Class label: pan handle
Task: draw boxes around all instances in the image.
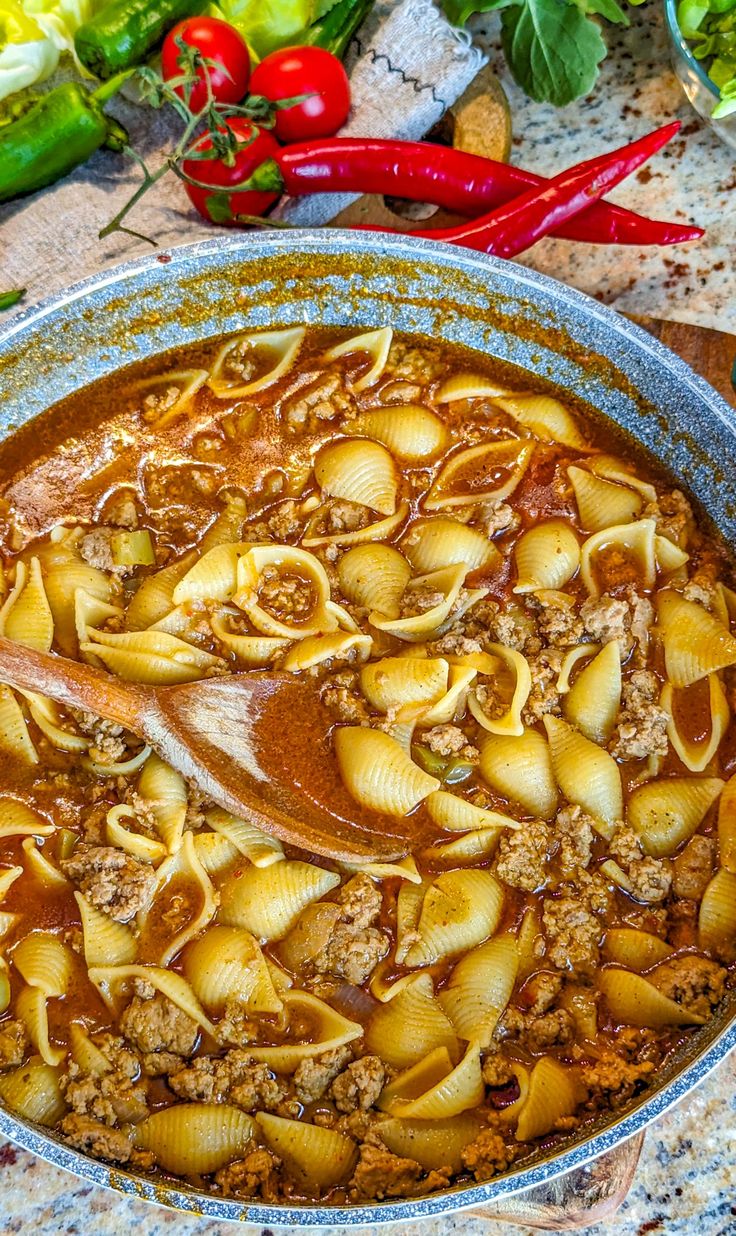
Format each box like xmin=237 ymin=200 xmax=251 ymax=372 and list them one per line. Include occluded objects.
xmin=467 ymin=1131 xmax=644 ymax=1230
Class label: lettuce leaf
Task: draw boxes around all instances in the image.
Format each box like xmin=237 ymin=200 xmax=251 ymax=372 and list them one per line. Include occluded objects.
xmin=214 ymin=0 xmax=340 ymax=58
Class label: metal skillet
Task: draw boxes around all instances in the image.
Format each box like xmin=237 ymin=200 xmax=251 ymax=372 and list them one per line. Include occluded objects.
xmin=0 ymin=232 xmax=735 ymax=1227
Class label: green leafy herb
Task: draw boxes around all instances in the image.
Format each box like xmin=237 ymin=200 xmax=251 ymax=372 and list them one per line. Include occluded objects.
xmin=0 ymin=287 xmax=25 ymax=310
xmin=501 ymin=0 xmax=608 ymax=106
xmin=442 ymin=0 xmax=516 ymax=30
xmin=678 ymin=0 xmax=736 ymax=119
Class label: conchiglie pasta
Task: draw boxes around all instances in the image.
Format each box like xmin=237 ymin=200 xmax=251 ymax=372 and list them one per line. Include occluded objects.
xmin=315 ymin=439 xmax=397 ymax=516
xmin=378 ymin=1113 xmax=484 ymax=1173
xmin=302 ymin=501 xmax=410 ymax=549
xmin=401 ymin=517 xmax=500 ymax=574
xmin=350 ymin=404 xmax=449 ymax=462
xmin=210 ymin=611 xmax=291 ymax=667
xmin=75 ymin=892 xmax=137 ymax=967
xmin=133 ymin=368 xmax=208 ymax=426
xmin=0 ymin=799 xmax=54 ymax=840
xmin=658 ymin=590 xmax=736 ymax=687
xmin=660 ymin=675 xmax=730 ymax=773
xmin=425 ymin=791 xmax=521 ymax=834
xmin=360 ymin=657 xmax=449 ymax=715
xmin=0 ymin=558 xmax=54 ymax=652
xmin=563 ymin=640 xmax=621 ymax=744
xmin=365 ymin=972 xmax=459 ymax=1070
xmin=337 ymin=544 xmax=412 ymax=618
xmin=15 ymin=985 xmax=65 ymax=1065
xmin=602 ymin=927 xmax=672 ymax=971
xmin=88 ymin=965 xmax=214 ymax=1033
xmin=137 ymin=755 xmax=188 ymax=853
xmin=208 ymin=327 xmax=305 ymax=397
xmin=425 ymin=440 xmax=534 ymax=510
xmin=439 ymin=935 xmax=519 ymax=1047
xmin=218 ymin=861 xmax=340 ymax=940
xmin=567 ymin=465 xmax=642 ymax=532
xmin=468 ymin=645 xmax=531 ymax=737
xmin=205 ymin=807 xmax=284 ymax=867
xmin=105 ymin=804 xmax=167 ymax=865
xmin=580 ymin=519 xmax=657 ymax=597
xmin=12 ymin=932 xmax=75 ymax=997
xmin=544 ymin=715 xmax=622 ymax=833
xmin=0 ymin=686 xmax=37 ymax=765
xmin=370 ymin=563 xmax=476 ymax=642
xmin=390 ymin=1041 xmax=484 ymax=1120
xmin=21 ymin=837 xmax=68 ymax=887
xmin=80 ymin=628 xmax=225 ymax=684
xmin=335 ymin=727 xmax=440 ymax=815
xmin=513 ymin=520 xmax=580 ymax=594
xmin=184 ymin=925 xmax=283 ymax=1014
xmin=20 ymin=692 xmax=88 ymax=755
xmin=600 ymin=967 xmax=707 ymax=1026
xmin=435 ymin=373 xmax=512 ymax=403
xmin=234 ymin=544 xmax=337 ymax=639
xmin=627 ymin=776 xmax=724 ymax=857
xmin=0 ymin=1056 xmax=66 ymax=1126
xmin=698 ymin=868 xmax=736 ymax=957
xmin=718 ymin=773 xmax=736 ymax=874
xmin=125 ymin=551 xmax=197 ymax=630
xmin=589 ymin=454 xmax=657 ymax=502
xmin=69 ymin=1022 xmax=112 ymax=1077
xmin=420 ymin=665 xmax=478 ymax=727
xmin=377 ymin=1046 xmax=455 ymax=1113
xmin=322 ymin=326 xmax=393 ymax=391
xmin=0 ymin=866 xmax=23 ymax=901
xmin=479 ymin=728 xmax=558 ymax=819
xmin=246 ymin=990 xmax=362 ymax=1071
xmin=493 ymin=394 xmax=587 ymax=449
xmin=139 ymin=832 xmax=216 ymax=965
xmin=256 ymin=1112 xmax=358 ymax=1192
xmin=36 ymin=535 xmax=111 ymax=656
xmin=134 ymin=1104 xmax=256 ymax=1174
xmin=427 ymin=828 xmax=502 ymax=865
xmin=193 ymin=831 xmax=240 ymax=876
xmin=514 ymin=1057 xmax=581 ymax=1142
xmin=404 ymin=869 xmax=504 ymax=967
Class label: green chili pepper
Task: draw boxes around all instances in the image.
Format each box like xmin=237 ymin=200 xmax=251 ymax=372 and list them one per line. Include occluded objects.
xmin=0 ymin=78 xmax=128 ymax=204
xmin=74 ymin=0 xmax=202 ymax=79
xmin=0 ymin=288 xmax=25 ymax=310
xmin=305 ymin=0 xmax=376 ymax=58
xmin=412 ymin=744 xmax=475 ymax=785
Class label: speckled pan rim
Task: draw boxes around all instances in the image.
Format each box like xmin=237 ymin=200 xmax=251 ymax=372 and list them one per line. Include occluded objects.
xmin=1 ymin=229 xmax=735 ymax=1225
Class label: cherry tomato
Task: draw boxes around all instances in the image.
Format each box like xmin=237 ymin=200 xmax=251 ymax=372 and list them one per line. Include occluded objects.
xmin=250 ymin=46 xmax=351 ymax=143
xmin=182 ymin=119 xmax=280 ymax=226
xmin=162 ymin=16 xmax=251 ymax=114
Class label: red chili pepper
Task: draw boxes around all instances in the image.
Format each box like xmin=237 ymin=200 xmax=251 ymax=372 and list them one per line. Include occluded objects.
xmin=244 ymin=136 xmax=702 ymax=248
xmin=405 ymin=122 xmax=684 ymax=258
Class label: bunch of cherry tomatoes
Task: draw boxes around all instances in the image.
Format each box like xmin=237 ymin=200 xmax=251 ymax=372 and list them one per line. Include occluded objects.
xmin=161 ymin=17 xmax=351 ymax=224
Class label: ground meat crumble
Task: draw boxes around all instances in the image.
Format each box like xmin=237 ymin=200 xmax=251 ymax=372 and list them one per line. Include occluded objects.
xmin=60 ymin=845 xmax=156 ymax=922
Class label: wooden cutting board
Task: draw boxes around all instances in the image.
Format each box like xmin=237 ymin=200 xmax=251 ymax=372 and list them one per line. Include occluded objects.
xmin=636 ymin=317 xmax=736 ymax=409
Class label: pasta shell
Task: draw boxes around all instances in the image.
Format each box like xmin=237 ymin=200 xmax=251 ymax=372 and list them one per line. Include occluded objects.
xmin=322 ymin=326 xmax=392 ymax=391
xmin=81 ymin=744 xmax=151 ymax=779
xmin=0 ymin=911 xmax=19 ymax=940
xmin=209 ymin=327 xmax=305 ymax=398
xmin=370 ymin=563 xmax=472 ymax=642
xmin=378 ymin=1113 xmax=484 ymax=1174
xmin=16 ymin=985 xmax=65 ymax=1065
xmin=395 ymin=877 xmax=430 ymax=964
xmin=589 ymin=455 xmax=657 ymax=502
xmin=133 ymin=368 xmax=209 ymax=426
xmin=281 ymin=630 xmax=372 ymax=672
xmin=391 ymin=1041 xmax=485 ymax=1119
xmin=580 ymin=519 xmax=657 ymax=598
xmin=493 ymin=394 xmax=587 ymax=449
xmin=210 ymin=611 xmax=291 ymax=667
xmin=125 ymin=551 xmax=197 ymax=630
xmin=698 ymin=868 xmax=736 ymax=956
xmin=655 ymin=536 xmax=689 ymax=574
xmin=184 ymin=925 xmax=283 ymax=1014
xmin=38 ymin=538 xmax=111 ymax=656
xmin=513 ymin=520 xmax=580 ymax=594
xmin=302 ymin=500 xmax=410 ymax=549
xmin=0 ymin=867 xmax=23 ymax=901
xmin=0 ymin=1056 xmax=66 ymax=1126
xmin=139 ymin=832 xmax=216 ymax=966
xmin=365 ymin=973 xmax=459 ymax=1070
xmin=516 ymin=905 xmax=544 ymax=981
xmin=134 ymin=1104 xmax=256 ymax=1174
xmin=439 ymin=935 xmax=519 ymax=1047
xmin=401 ymin=517 xmax=499 ymax=574
xmin=21 ymin=837 xmax=68 ymax=887
xmin=563 ymin=640 xmax=621 ymax=744
xmin=425 ymin=439 xmax=535 ymax=512
xmin=351 ymin=404 xmax=449 ymax=462
xmin=600 ymin=967 xmax=707 ymax=1026
xmin=661 ymin=674 xmax=729 ymax=774
xmin=246 ymin=990 xmax=362 ymax=1071
xmin=360 ymin=657 xmax=449 ymax=715
xmin=12 ymin=932 xmax=75 ymax=997
xmin=602 ymin=927 xmax=672 ymax=971
xmin=479 ymin=728 xmax=558 ymax=819
xmin=556 ymin=643 xmax=600 ymax=693
xmin=427 ymin=829 xmax=503 ymax=865
xmin=0 ymin=686 xmax=37 ymax=765
xmin=80 ymin=628 xmax=225 ymax=685
xmin=205 ymin=807 xmax=284 ymax=868
xmin=88 ymin=965 xmax=215 ymax=1033
xmin=426 ymin=791 xmax=521 ymax=833
xmin=219 ymin=861 xmax=340 ymax=940
xmin=0 ymin=558 xmax=53 ymax=652
xmin=256 ymin=1112 xmax=357 ymax=1192
xmin=74 ymin=590 xmax=124 ymax=665
xmin=173 ymin=542 xmax=255 ymax=606
xmin=69 ymin=1023 xmax=112 ymax=1077
xmin=342 ymin=855 xmax=422 ymax=884
xmin=335 ymin=727 xmax=440 ymax=815
xmin=315 ymin=439 xmax=397 ymax=516
xmin=138 ymin=755 xmax=188 ymax=853
xmin=19 ymin=692 xmax=88 ymax=754
xmin=658 ymin=590 xmax=736 ymax=687
xmin=514 ymin=1057 xmax=581 ymax=1141
xmin=193 ymin=831 xmax=240 ymax=876
xmin=567 ymin=466 xmax=642 ymax=532
xmin=628 ymin=776 xmax=724 ymax=857
xmin=420 ymin=665 xmax=478 ymax=727
xmin=544 ymin=715 xmax=622 ymax=833
xmin=75 ymin=892 xmax=137 ymax=967
xmin=0 ymin=799 xmax=54 ymax=840
xmin=435 ymin=373 xmax=513 ymax=403
xmin=718 ymin=773 xmax=736 ymax=875
xmin=377 ymin=1045 xmax=455 ymax=1113
xmin=105 ymin=805 xmax=168 ymax=865
xmin=404 ymin=870 xmax=504 ymax=967
xmin=337 ymin=544 xmax=412 ymax=619
xmin=234 ymin=544 xmax=337 ymax=639
xmin=468 ymin=644 xmax=531 ymax=737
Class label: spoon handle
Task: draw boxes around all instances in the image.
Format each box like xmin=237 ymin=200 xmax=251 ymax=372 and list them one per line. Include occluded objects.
xmin=0 ymin=635 xmax=149 ymax=731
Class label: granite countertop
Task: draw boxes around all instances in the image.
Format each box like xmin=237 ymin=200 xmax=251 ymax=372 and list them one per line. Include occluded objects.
xmin=1 ymin=6 xmax=735 ymax=1235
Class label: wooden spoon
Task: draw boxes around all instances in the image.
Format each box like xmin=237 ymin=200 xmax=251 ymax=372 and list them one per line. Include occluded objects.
xmin=0 ymin=635 xmax=437 ymax=863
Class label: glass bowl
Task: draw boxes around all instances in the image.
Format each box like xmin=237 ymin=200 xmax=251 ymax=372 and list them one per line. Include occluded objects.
xmin=664 ymin=0 xmax=736 ymax=150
